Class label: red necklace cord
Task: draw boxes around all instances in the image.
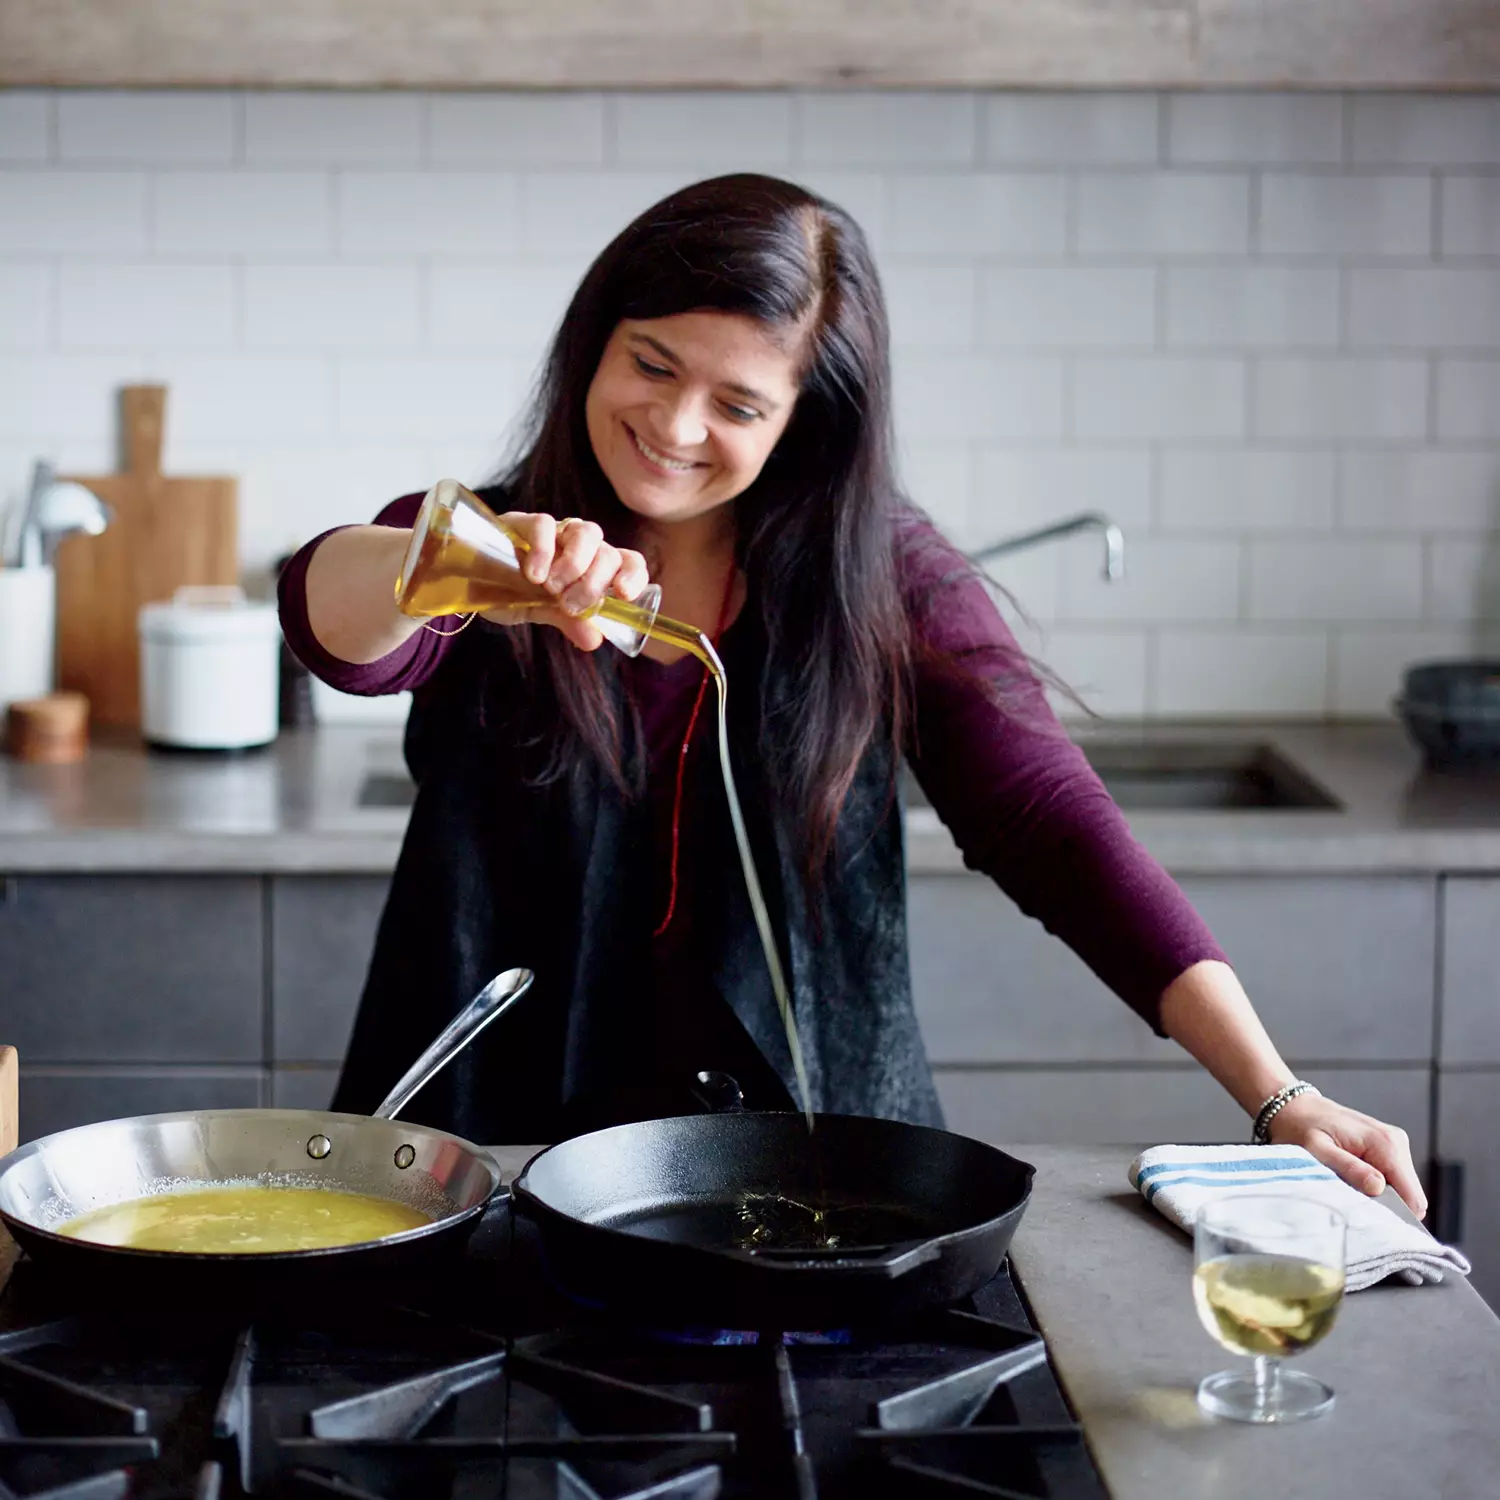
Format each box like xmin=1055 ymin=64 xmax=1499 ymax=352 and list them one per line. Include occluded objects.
xmin=652 ymin=566 xmax=738 ymax=939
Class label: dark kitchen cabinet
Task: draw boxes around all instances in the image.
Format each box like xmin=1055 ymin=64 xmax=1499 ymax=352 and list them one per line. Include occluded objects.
xmin=1436 ymin=1069 xmax=1500 ymax=1312
xmin=1438 ymin=877 xmax=1500 ymax=1065
xmin=269 ymin=876 xmax=387 ymax=1064
xmin=910 ymin=874 xmax=1436 ymax=1064
xmin=0 ymin=875 xmax=263 ymax=1064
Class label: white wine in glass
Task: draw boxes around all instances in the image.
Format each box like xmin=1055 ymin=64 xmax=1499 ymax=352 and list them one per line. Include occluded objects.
xmin=1193 ymin=1196 xmax=1347 ymax=1423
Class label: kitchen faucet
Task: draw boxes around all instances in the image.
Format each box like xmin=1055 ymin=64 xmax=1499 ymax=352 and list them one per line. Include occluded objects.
xmin=966 ymin=511 xmax=1125 ymax=582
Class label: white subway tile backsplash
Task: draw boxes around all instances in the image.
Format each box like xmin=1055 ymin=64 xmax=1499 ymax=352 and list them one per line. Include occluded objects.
xmin=888 ymin=174 xmax=1067 ymax=255
xmin=0 ymin=93 xmax=49 ymax=161
xmin=58 ymin=92 xmax=233 ymax=163
xmin=1073 ymin=358 xmax=1246 ymax=440
xmin=0 ymin=84 xmax=1493 ymax=713
xmin=1259 ymin=174 xmax=1432 ymax=257
xmin=58 ymin=263 xmax=234 ymax=349
xmin=792 ymin=171 xmax=888 ymax=249
xmin=883 ymin=264 xmax=979 ymax=349
xmin=244 ymin=92 xmax=422 ymax=164
xmin=893 ymin=354 xmax=1064 ymax=442
xmin=429 ymin=262 xmax=583 ymax=352
xmin=1059 ymin=535 xmax=1241 ymax=622
xmin=520 ymin=170 xmax=683 ymax=252
xmin=1076 ymin=173 xmax=1250 ymax=256
xmin=1436 ymin=360 xmax=1500 ymax=441
xmin=1333 ymin=626 xmax=1479 ymax=716
xmin=0 ymin=170 xmax=147 ymax=252
xmin=430 ymin=95 xmax=605 ymax=165
xmin=983 ymin=550 xmax=1062 ymax=628
xmin=980 ymin=93 xmax=1158 ymax=165
xmin=799 ymin=93 xmax=975 ymax=167
xmin=1159 ymin=450 xmax=1336 ymax=532
xmin=1255 ymin=359 xmax=1428 ymax=441
xmin=1428 ymin=538 xmax=1500 ymax=621
xmin=143 ymin=354 xmax=334 ymax=444
xmin=1350 ymin=96 xmax=1500 ymax=168
xmin=222 ymin=441 xmax=436 ymax=560
xmin=1155 ymin=629 xmax=1329 ymax=715
xmin=155 ymin=172 xmax=331 ymax=254
xmin=1248 ymin=538 xmax=1424 ymax=622
xmin=980 ymin=267 xmax=1155 ymax=349
xmin=614 ymin=94 xmax=793 ymax=169
xmin=1167 ymin=94 xmax=1343 ymax=167
xmin=0 ymin=264 xmax=52 ymax=347
xmin=1348 ymin=268 xmax=1500 ymax=350
xmin=898 ymin=442 xmax=973 ymax=544
xmin=338 ymin=171 xmax=520 ymax=255
xmin=1164 ymin=267 xmax=1339 ymax=349
xmin=1042 ymin=629 xmax=1150 ymax=719
xmin=0 ymin=354 xmax=144 ymax=442
xmin=1441 ymin=176 xmax=1500 ymax=257
xmin=1340 ymin=451 xmax=1500 ymax=532
xmin=973 ymin=449 xmax=1154 ymax=530
xmin=244 ymin=264 xmax=422 ymax=349
xmin=336 ymin=354 xmax=532 ymax=441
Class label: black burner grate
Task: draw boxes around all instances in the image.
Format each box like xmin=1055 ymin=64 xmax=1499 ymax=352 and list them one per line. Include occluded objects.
xmin=0 ymin=1205 xmax=1106 ymax=1500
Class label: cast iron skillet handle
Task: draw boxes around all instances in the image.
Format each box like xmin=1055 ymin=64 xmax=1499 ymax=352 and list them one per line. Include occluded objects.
xmin=744 ymin=1238 xmax=944 ymax=1278
xmin=372 ymin=967 xmax=536 ymax=1121
xmin=690 ymin=1070 xmax=745 ymax=1114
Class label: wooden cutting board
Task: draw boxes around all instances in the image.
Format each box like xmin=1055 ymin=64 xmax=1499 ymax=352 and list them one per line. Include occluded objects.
xmin=55 ymin=386 xmax=238 ymax=727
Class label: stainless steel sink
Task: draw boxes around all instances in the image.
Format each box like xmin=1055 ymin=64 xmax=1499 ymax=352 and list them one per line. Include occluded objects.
xmin=362 ymin=741 xmax=1343 ymax=816
xmin=904 ymin=741 xmax=1342 ymax=813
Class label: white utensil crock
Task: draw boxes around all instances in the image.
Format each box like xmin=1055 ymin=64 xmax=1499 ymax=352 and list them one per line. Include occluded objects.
xmin=0 ymin=566 xmax=56 ymax=712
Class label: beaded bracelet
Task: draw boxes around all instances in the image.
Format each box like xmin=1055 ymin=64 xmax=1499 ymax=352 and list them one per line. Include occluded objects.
xmin=1251 ymin=1080 xmax=1320 ymax=1145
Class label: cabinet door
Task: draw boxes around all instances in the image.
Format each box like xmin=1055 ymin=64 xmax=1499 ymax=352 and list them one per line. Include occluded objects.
xmin=909 ymin=874 xmax=1436 ymax=1064
xmin=1439 ymin=878 xmax=1500 ymax=1065
xmin=270 ymin=877 xmax=388 ymax=1063
xmin=935 ymin=1066 xmax=1431 ymax=1163
xmin=1436 ymin=1069 xmax=1500 ymax=1312
xmin=17 ymin=1067 xmax=264 ymax=1145
xmin=0 ymin=875 xmax=262 ymax=1063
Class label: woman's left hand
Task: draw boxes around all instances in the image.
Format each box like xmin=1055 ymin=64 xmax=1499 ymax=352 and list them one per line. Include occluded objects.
xmin=1269 ymin=1092 xmax=1427 ymax=1220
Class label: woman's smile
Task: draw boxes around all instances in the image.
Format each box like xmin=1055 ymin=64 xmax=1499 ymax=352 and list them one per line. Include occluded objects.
xmin=625 ymin=422 xmax=703 ymax=477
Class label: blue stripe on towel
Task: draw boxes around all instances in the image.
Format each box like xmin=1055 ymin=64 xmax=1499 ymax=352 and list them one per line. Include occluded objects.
xmin=1144 ymin=1169 xmax=1336 ymax=1205
xmin=1135 ymin=1156 xmax=1319 ymax=1186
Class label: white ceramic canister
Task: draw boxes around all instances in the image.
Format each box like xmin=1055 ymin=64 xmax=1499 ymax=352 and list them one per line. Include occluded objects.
xmin=138 ymin=586 xmax=281 ymax=750
xmin=0 ymin=565 xmax=56 ymax=712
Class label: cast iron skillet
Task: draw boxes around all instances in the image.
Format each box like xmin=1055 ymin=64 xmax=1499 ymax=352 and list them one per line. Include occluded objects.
xmin=0 ymin=969 xmax=533 ymax=1299
xmin=512 ymin=1076 xmax=1035 ymax=1329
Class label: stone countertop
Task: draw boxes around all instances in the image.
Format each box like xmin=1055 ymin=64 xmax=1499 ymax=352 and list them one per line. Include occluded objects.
xmin=486 ymin=1140 xmax=1500 ymax=1500
xmin=1007 ymin=1145 xmax=1500 ymax=1500
xmin=2 ymin=720 xmax=1500 ymax=875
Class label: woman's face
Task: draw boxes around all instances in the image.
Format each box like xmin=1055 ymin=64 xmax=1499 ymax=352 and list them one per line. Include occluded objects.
xmin=585 ymin=311 xmax=801 ymax=528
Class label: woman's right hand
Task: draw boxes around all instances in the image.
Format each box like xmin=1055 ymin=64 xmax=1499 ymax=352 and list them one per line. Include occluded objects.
xmin=488 ymin=512 xmax=651 ymax=652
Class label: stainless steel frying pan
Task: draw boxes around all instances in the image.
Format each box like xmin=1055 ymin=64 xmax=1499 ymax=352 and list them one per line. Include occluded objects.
xmin=0 ymin=967 xmax=533 ymax=1294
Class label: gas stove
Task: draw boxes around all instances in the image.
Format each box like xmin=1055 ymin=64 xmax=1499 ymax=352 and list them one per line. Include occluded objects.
xmin=0 ymin=1201 xmax=1108 ymax=1499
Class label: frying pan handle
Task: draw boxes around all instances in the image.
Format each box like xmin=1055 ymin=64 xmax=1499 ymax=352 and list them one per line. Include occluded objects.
xmin=745 ymin=1238 xmax=944 ymax=1278
xmin=373 ymin=967 xmax=535 ymax=1120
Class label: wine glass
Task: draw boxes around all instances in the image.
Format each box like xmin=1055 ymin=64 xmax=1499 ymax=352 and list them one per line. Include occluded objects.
xmin=1192 ymin=1195 xmax=1347 ymax=1424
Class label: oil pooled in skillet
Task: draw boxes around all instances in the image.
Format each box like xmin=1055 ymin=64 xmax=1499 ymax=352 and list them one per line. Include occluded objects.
xmin=57 ymin=1185 xmax=432 ymax=1254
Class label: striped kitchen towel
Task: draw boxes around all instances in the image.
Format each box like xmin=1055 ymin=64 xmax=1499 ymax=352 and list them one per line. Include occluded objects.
xmin=1128 ymin=1144 xmax=1471 ymax=1292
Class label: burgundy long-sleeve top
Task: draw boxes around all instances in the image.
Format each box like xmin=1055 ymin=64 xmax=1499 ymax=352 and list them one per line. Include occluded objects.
xmin=280 ymin=494 xmax=1226 ymax=1038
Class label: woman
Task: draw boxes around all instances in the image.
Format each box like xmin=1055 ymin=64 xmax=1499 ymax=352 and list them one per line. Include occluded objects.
xmin=280 ymin=173 xmax=1424 ymax=1216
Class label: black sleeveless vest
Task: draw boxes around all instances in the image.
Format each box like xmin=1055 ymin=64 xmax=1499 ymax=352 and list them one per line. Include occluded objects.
xmin=331 ymin=605 xmax=943 ymax=1142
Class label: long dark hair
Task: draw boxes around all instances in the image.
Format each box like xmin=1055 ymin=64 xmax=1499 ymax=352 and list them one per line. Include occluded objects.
xmin=492 ymin=174 xmax=917 ymax=877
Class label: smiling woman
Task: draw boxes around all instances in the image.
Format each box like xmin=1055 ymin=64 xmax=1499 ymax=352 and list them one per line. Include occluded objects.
xmin=276 ymin=173 xmax=1426 ymax=1221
